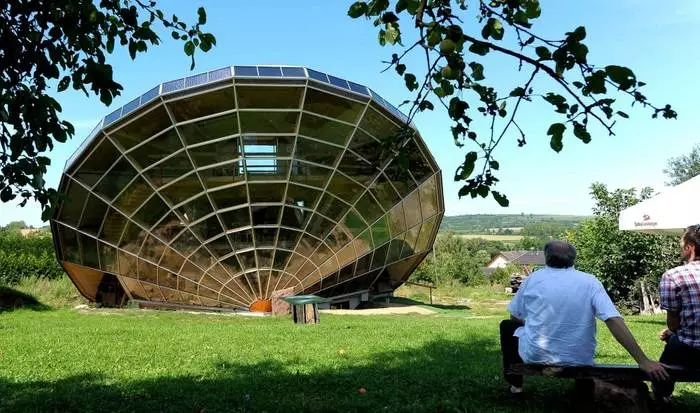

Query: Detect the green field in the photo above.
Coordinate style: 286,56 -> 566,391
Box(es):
439,214 -> 587,234
458,234 -> 524,241
1,298 -> 699,412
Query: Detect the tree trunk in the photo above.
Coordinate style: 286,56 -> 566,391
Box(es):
640,281 -> 662,315
640,281 -> 652,315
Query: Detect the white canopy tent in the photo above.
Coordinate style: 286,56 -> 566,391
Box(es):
619,175 -> 700,234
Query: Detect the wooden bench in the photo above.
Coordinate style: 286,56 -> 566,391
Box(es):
507,364 -> 700,412
508,363 -> 700,382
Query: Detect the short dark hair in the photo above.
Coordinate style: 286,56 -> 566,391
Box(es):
544,240 -> 577,268
683,225 -> 700,256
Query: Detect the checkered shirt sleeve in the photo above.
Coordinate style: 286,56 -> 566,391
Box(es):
659,271 -> 680,312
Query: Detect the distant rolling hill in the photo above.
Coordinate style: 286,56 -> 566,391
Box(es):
439,214 -> 589,234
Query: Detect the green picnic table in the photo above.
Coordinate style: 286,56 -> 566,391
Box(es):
281,295 -> 328,324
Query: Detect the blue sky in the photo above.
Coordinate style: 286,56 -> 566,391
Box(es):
3,0 -> 698,227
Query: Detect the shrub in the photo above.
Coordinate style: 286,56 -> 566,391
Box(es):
0,229 -> 63,286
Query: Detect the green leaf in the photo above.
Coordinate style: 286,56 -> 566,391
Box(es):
477,185 -> 489,198
395,0 -> 407,13
433,87 -> 445,98
569,26 -> 586,42
184,40 -> 195,56
0,187 -> 14,202
57,76 -> 70,92
514,11 -> 530,28
572,81 -> 584,89
468,42 -> 489,56
482,18 -> 504,40
535,46 -> 551,60
573,123 -> 591,143
378,29 -> 386,46
440,80 -> 455,96
457,184 -> 472,198
427,28 -> 442,47
200,38 -> 213,52
171,31 -> 180,40
404,73 -> 418,91
605,65 -> 636,90
367,0 -> 390,15
492,191 -> 509,207
509,87 -> 525,97
458,151 -> 478,180
106,36 -> 115,53
405,0 -> 421,14
381,12 -> 398,23
489,160 -> 499,170
525,1 -> 542,18
419,100 -> 434,111
547,123 -> 566,152
395,63 -> 406,75
469,62 -> 485,81
617,111 -> 629,119
348,2 -> 368,18
383,23 -> 401,45
197,7 -> 207,25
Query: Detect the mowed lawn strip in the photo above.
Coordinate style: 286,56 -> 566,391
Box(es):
1,310 -> 699,412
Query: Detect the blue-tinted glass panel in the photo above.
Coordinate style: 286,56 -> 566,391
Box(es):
209,67 -> 232,81
328,75 -> 349,89
234,66 -> 258,76
185,72 -> 208,88
307,69 -> 328,83
348,82 -> 369,95
142,86 -> 160,103
123,97 -> 141,115
162,78 -> 185,93
258,66 -> 282,77
282,67 -> 305,77
104,109 -> 122,126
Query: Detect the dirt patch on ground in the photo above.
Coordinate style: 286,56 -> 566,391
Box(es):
321,305 -> 437,316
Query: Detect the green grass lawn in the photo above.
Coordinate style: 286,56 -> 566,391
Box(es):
1,308 -> 700,413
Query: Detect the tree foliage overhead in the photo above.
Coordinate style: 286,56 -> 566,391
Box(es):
568,183 -> 678,308
664,143 -> 700,186
0,0 -> 215,219
347,0 -> 677,206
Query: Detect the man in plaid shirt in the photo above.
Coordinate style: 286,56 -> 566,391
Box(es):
655,225 -> 700,400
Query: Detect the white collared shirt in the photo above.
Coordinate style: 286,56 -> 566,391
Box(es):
507,266 -> 621,366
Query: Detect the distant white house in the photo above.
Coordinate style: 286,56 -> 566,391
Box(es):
483,250 -> 545,276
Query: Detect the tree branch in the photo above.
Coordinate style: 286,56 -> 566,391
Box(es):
462,33 -> 615,136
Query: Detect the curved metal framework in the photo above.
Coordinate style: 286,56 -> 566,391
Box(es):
50,65 -> 445,311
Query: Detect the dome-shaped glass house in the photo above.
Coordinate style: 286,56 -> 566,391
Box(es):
50,65 -> 444,311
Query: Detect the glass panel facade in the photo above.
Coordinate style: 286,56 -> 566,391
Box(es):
53,71 -> 443,310
73,137 -> 121,187
127,128 -> 183,170
293,137 -> 343,168
168,87 -> 236,121
111,105 -> 171,150
236,86 -> 303,109
57,180 -> 89,228
239,111 -> 298,134
93,157 -> 138,201
299,113 -> 354,146
178,113 -> 239,145
303,88 -> 365,123
189,137 -> 241,168
142,151 -> 194,188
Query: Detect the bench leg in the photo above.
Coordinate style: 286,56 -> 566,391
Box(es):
499,320 -> 524,387
592,380 -> 652,413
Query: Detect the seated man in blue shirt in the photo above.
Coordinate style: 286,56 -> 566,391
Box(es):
501,240 -> 668,394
